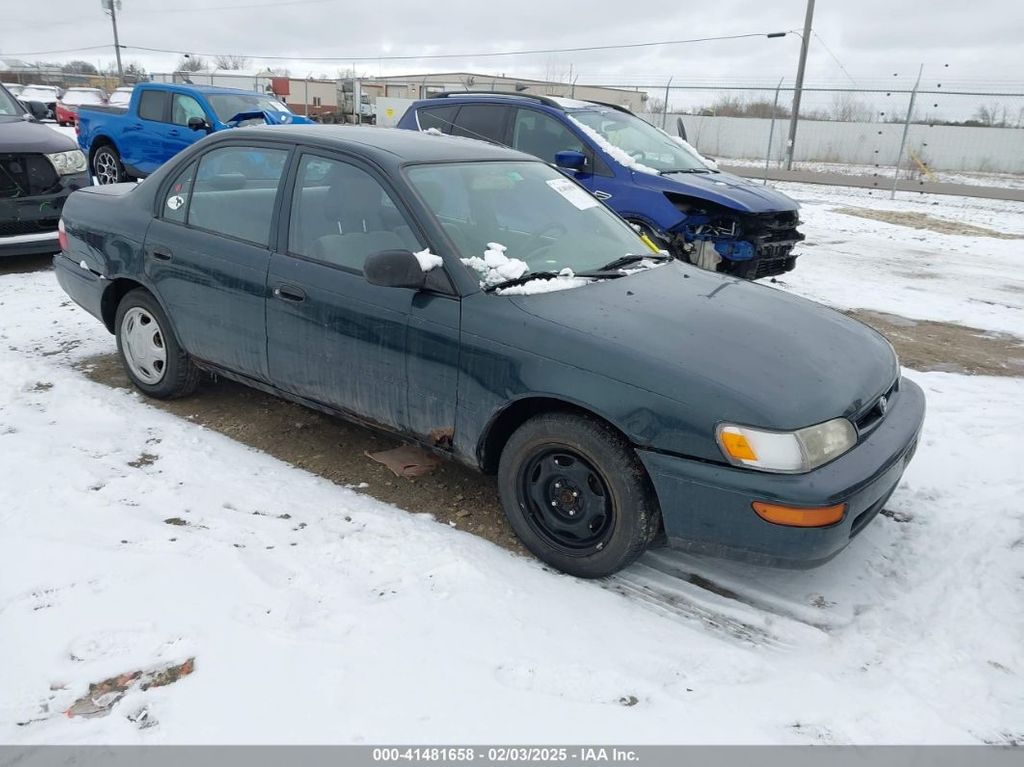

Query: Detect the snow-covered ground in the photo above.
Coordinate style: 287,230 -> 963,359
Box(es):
772,182 -> 1024,336
1,172 -> 1023,744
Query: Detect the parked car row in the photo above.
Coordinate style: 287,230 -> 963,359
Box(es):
0,83 -> 136,124
52,123 -> 926,578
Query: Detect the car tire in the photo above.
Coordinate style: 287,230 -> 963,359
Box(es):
497,412 -> 660,578
93,144 -> 128,185
115,289 -> 200,399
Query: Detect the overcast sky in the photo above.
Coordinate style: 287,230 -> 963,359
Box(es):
4,0 -> 1023,99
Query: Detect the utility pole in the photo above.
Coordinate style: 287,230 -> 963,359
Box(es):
662,76 -> 672,129
783,0 -> 814,170
102,0 -> 124,82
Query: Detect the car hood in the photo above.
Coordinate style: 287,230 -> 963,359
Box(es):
508,264 -> 897,431
0,117 -> 78,153
633,168 -> 799,214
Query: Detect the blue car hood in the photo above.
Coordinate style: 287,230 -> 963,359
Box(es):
634,168 -> 799,214
226,110 -> 314,126
507,264 -> 897,430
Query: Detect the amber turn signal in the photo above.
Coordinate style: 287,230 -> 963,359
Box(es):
752,501 -> 846,527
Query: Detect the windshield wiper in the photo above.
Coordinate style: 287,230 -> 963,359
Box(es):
578,253 -> 672,276
483,270 -> 562,293
659,168 -> 711,175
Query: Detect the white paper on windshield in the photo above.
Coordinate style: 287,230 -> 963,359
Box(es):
545,178 -> 599,210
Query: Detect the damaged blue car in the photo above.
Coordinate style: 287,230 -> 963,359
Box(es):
54,126 -> 924,578
397,92 -> 804,279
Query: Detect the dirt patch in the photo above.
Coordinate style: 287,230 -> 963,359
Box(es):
79,353 -> 524,554
846,310 -> 1024,377
833,207 -> 1024,239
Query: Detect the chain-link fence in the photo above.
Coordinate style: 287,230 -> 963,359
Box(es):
638,85 -> 1024,188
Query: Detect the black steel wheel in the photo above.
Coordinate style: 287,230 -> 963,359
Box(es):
498,412 -> 660,578
518,448 -> 615,552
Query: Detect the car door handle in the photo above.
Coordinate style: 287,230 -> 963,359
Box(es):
150,247 -> 172,261
125,122 -> 143,131
273,285 -> 305,302
168,129 -> 179,136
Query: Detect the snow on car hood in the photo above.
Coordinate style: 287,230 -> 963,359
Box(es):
507,264 -> 898,430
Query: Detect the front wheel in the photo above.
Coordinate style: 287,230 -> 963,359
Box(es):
498,412 -> 660,578
93,145 -> 128,185
115,289 -> 200,399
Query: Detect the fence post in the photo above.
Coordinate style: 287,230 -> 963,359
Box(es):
764,77 -> 785,185
891,64 -> 923,199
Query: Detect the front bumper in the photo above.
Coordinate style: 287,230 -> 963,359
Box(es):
0,171 -> 90,257
638,377 -> 926,567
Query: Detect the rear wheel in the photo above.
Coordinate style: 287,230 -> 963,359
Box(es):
93,144 -> 127,185
115,289 -> 199,399
497,412 -> 660,578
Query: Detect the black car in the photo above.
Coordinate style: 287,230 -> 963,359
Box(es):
1,84 -> 91,257
53,126 -> 925,578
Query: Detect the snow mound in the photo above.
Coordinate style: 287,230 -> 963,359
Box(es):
461,242 -> 530,287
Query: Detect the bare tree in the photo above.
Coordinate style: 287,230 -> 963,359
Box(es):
972,102 -> 1008,127
213,54 -> 250,71
828,92 -> 871,122
62,60 -> 99,75
175,55 -> 208,73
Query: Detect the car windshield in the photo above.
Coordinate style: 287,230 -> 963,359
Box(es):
407,161 -> 655,282
20,86 -> 57,101
206,93 -> 292,122
569,108 -> 707,173
63,89 -> 104,105
0,86 -> 22,117
109,89 -> 132,105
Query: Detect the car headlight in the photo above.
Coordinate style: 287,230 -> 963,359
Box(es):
45,150 -> 87,176
716,417 -> 857,473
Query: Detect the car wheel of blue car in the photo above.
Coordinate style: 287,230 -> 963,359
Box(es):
115,289 -> 200,399
498,412 -> 660,578
93,145 -> 127,185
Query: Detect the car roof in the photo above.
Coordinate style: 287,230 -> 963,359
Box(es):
414,91 -> 633,115
221,125 -> 540,167
172,83 -> 274,97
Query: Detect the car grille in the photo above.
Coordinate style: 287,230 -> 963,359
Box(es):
855,378 -> 900,435
752,254 -> 797,278
0,218 -> 60,237
0,153 -> 61,198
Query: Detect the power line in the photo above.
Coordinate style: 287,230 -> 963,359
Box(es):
0,44 -> 115,57
121,31 -> 784,63
811,30 -> 858,87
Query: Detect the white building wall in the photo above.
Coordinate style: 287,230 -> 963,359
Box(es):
676,114 -> 1024,174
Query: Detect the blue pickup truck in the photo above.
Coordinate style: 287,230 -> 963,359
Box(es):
77,82 -> 312,184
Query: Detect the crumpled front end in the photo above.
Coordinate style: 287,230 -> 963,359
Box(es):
666,198 -> 805,279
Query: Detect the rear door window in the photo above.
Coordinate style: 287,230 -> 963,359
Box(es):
451,104 -> 510,145
416,105 -> 458,133
138,90 -> 169,122
187,145 -> 289,246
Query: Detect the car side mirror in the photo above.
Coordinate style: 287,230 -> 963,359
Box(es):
364,249 -> 427,290
554,150 -> 587,172
23,100 -> 47,120
187,116 -> 212,133
676,117 -> 688,141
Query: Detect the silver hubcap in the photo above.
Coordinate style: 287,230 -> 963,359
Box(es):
94,150 -> 119,184
121,307 -> 167,384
